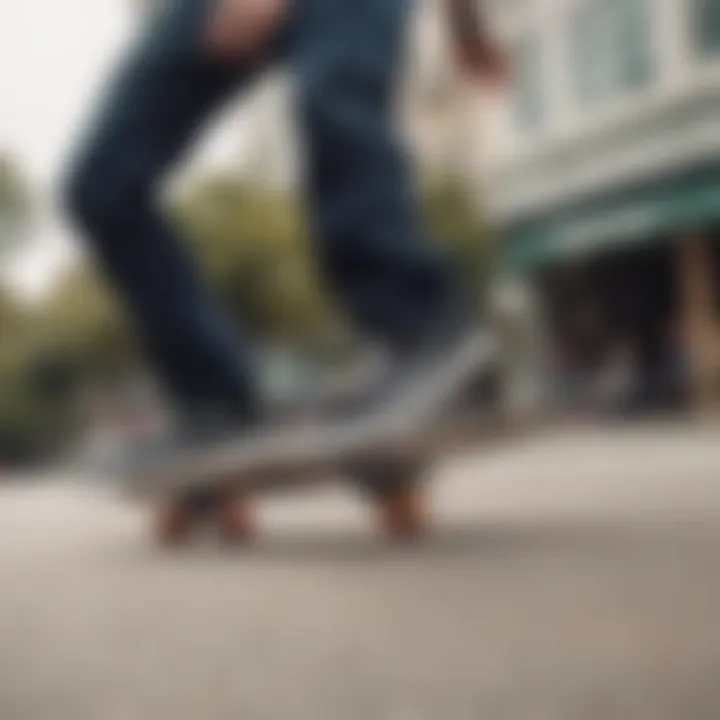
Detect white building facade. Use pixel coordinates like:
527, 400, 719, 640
481, 0, 720, 267
482, 0, 720, 411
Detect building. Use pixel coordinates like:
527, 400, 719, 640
482, 0, 720, 414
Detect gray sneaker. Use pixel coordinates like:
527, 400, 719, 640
366, 324, 499, 430
301, 321, 498, 423
95, 322, 497, 492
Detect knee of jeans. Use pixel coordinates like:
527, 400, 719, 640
64, 153, 140, 234
302, 58, 372, 121
299, 71, 336, 136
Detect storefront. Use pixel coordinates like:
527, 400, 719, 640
498, 163, 720, 415
480, 0, 720, 416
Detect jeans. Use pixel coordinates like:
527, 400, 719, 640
65, 0, 458, 417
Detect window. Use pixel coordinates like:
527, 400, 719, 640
570, 3, 614, 107
569, 0, 655, 109
692, 0, 720, 56
513, 34, 545, 132
616, 0, 655, 88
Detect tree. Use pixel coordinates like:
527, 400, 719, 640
421, 176, 495, 308
0, 269, 133, 463
0, 152, 40, 461
0, 154, 32, 255
36, 271, 133, 379
177, 177, 343, 354
0, 288, 53, 462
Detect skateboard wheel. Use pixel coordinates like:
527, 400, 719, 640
213, 490, 255, 545
349, 459, 430, 541
153, 497, 198, 547
377, 480, 429, 541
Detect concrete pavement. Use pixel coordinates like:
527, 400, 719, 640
1, 423, 719, 719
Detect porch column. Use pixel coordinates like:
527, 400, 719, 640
677, 232, 719, 413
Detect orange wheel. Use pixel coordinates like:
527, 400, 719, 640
213, 489, 256, 545
153, 496, 198, 547
377, 480, 429, 541
357, 461, 429, 541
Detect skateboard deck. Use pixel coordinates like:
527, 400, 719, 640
128, 331, 502, 501
128, 408, 533, 545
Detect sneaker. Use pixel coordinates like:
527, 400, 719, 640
374, 322, 499, 429
307, 317, 499, 432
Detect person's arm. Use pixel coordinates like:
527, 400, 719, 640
446, 0, 509, 84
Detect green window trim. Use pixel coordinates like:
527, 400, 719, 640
500, 176, 720, 273
693, 0, 720, 57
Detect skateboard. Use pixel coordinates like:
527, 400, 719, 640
123, 338, 513, 545
128, 407, 527, 546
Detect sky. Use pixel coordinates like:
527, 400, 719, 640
0, 0, 253, 300
0, 0, 132, 298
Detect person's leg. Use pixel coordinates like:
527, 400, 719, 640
293, 0, 465, 351
65, 0, 279, 421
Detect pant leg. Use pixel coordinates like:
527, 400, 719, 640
292, 0, 463, 350
64, 0, 275, 418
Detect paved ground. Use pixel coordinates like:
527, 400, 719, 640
1, 423, 720, 720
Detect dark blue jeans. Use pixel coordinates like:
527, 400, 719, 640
65, 0, 457, 417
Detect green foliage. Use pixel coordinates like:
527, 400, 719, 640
35, 271, 133, 381
421, 176, 495, 306
0, 154, 32, 254
0, 291, 56, 461
177, 177, 343, 353
0, 277, 132, 462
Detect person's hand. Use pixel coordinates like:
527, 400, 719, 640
204, 0, 291, 61
446, 0, 511, 89
456, 41, 511, 89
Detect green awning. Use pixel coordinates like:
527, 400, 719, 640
500, 173, 720, 272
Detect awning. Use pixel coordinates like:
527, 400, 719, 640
499, 169, 720, 273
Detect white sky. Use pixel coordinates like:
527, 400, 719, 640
0, 0, 253, 300
0, 0, 131, 298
